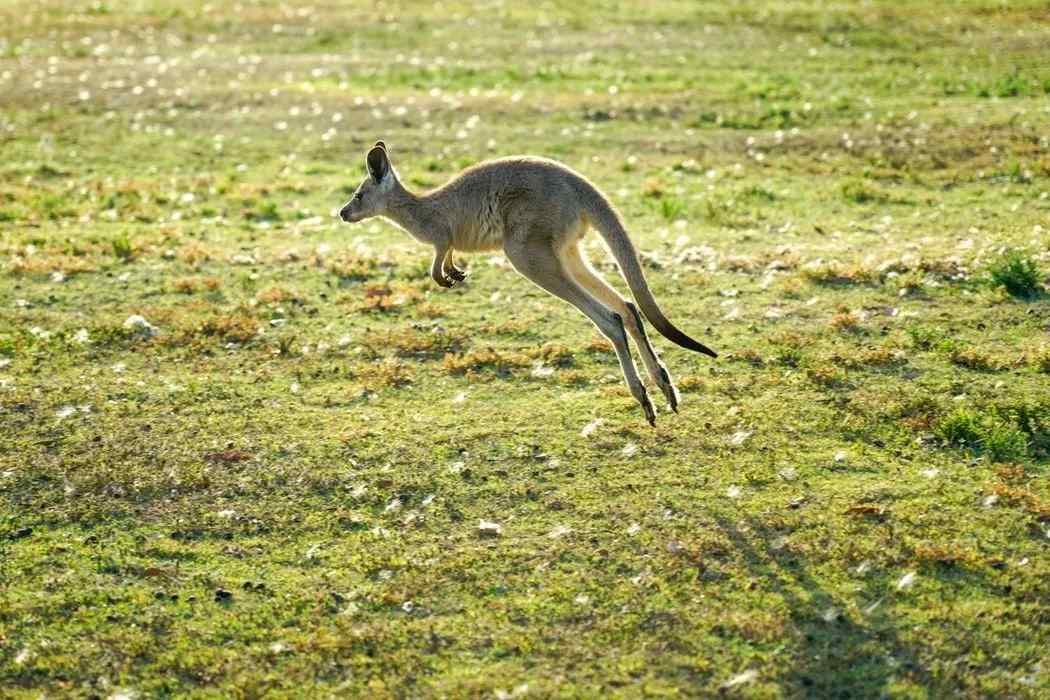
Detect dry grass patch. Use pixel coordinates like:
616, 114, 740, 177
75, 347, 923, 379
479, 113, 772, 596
829, 310, 863, 333
173, 276, 221, 294
913, 542, 984, 569
256, 286, 304, 305
807, 365, 848, 388
837, 346, 906, 369
949, 347, 1004, 372
353, 283, 422, 314
728, 348, 765, 366
365, 327, 467, 359
177, 241, 218, 265
584, 336, 613, 353
442, 348, 532, 376
166, 313, 260, 346
7, 252, 97, 276
355, 357, 414, 389
802, 261, 878, 287
525, 342, 576, 367
326, 254, 378, 282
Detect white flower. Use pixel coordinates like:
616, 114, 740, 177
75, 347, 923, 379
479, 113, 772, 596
477, 520, 502, 537
720, 670, 758, 690
726, 485, 742, 499
122, 315, 158, 337
530, 363, 554, 378
56, 405, 77, 419
621, 442, 638, 457
728, 430, 752, 446
897, 571, 917, 590
626, 523, 641, 536
580, 418, 604, 437
73, 328, 90, 344
547, 525, 572, 539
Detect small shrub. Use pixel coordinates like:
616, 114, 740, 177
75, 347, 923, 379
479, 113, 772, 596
982, 425, 1029, 463
935, 408, 1028, 462
1035, 347, 1050, 374
907, 325, 950, 351
112, 234, 135, 261
658, 195, 686, 221
841, 180, 888, 204
773, 347, 802, 367
987, 251, 1042, 299
936, 408, 984, 446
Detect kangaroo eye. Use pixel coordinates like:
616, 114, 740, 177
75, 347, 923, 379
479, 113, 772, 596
353, 192, 363, 201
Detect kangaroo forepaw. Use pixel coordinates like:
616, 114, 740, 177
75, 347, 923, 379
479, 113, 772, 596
447, 266, 467, 282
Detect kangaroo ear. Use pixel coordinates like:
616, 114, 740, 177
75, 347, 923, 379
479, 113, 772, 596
374, 140, 386, 151
366, 145, 389, 182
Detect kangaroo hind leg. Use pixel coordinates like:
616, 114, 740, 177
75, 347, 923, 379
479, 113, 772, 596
562, 243, 680, 412
504, 236, 656, 426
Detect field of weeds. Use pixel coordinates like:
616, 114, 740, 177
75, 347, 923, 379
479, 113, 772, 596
2, 1, 1049, 697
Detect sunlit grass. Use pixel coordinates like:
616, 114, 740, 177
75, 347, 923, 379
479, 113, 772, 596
2, 1, 1050, 698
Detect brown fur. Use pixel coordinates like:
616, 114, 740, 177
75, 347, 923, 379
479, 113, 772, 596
339, 142, 717, 425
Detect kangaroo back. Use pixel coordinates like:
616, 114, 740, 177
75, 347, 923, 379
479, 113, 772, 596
573, 180, 718, 358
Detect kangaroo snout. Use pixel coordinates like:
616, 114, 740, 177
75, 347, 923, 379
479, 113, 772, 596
338, 206, 353, 222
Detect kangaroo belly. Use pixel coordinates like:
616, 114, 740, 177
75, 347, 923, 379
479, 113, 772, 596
452, 196, 505, 251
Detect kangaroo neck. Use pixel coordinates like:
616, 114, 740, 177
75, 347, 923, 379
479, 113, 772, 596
384, 188, 446, 244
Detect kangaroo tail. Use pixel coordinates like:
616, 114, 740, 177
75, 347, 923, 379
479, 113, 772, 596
576, 180, 718, 358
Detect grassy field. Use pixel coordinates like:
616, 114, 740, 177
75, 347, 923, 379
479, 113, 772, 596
2, 0, 1050, 697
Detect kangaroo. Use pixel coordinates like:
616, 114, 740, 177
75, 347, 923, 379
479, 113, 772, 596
338, 141, 717, 426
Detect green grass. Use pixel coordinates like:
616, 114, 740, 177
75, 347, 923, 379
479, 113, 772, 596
2, 0, 1050, 697
987, 250, 1044, 299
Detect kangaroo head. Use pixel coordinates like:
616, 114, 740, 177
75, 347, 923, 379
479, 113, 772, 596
339, 141, 399, 223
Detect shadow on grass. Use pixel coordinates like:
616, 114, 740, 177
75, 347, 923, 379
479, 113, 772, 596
711, 514, 937, 697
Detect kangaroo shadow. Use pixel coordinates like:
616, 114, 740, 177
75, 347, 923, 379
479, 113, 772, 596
711, 514, 942, 698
